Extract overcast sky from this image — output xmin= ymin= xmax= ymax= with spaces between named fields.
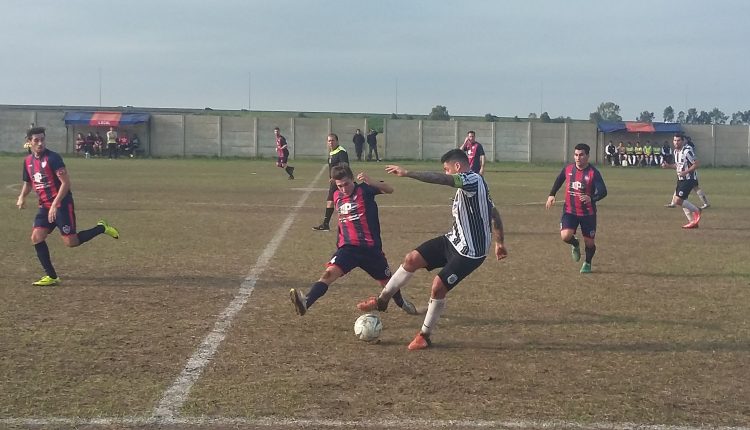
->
xmin=2 ymin=0 xmax=748 ymax=120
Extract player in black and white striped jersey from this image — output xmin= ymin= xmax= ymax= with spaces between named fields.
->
xmin=357 ymin=149 xmax=508 ymax=350
xmin=664 ymin=136 xmax=710 ymax=209
xmin=661 ymin=134 xmax=703 ymax=229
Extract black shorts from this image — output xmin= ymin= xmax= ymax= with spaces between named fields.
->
xmin=326 ymin=181 xmax=337 ymax=201
xmin=34 ymin=200 xmax=77 ymax=236
xmin=560 ymin=212 xmax=597 ymax=238
xmin=415 ymin=236 xmax=485 ymax=291
xmin=675 ymin=179 xmax=696 ymax=199
xmin=327 ymin=245 xmax=391 ymax=281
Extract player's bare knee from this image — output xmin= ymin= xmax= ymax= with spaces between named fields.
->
xmin=430 ymin=279 xmax=448 ymax=299
xmin=402 ymin=251 xmax=424 ymax=272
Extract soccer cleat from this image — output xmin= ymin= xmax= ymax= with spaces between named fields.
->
xmin=97 ymin=219 xmax=119 ymax=239
xmin=289 ymin=288 xmax=307 ymax=316
xmin=571 ymin=239 xmax=581 ymax=262
xmin=664 ymin=203 xmax=676 ymax=208
xmin=289 ymin=167 xmax=295 ymax=180
xmin=312 ymin=224 xmax=330 ymax=231
xmin=400 ymin=299 xmax=418 ymax=315
xmin=580 ymin=262 xmax=592 ymax=274
xmin=407 ymin=331 xmax=432 ymax=350
xmin=357 ymin=296 xmax=388 ymax=312
xmin=32 ymin=275 xmax=61 ymax=286
xmin=700 ymin=203 xmax=710 ymax=209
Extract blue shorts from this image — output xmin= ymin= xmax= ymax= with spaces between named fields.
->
xmin=327 ymin=245 xmax=391 ymax=281
xmin=415 ymin=236 xmax=485 ymax=291
xmin=560 ymin=212 xmax=596 ymax=239
xmin=34 ymin=200 xmax=77 ymax=236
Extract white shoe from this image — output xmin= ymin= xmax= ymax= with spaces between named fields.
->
xmin=700 ymin=203 xmax=710 ymax=209
xmin=400 ymin=299 xmax=418 ymax=315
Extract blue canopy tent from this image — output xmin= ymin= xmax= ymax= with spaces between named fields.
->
xmin=63 ymin=111 xmax=151 ymax=155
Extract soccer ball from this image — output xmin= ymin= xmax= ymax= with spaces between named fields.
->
xmin=354 ymin=313 xmax=383 ymax=341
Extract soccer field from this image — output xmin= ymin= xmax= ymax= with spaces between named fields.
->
xmin=1 ymin=156 xmax=748 ymax=430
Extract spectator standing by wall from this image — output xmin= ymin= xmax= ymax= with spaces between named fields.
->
xmin=366 ymin=129 xmax=380 ymax=162
xmin=460 ymin=130 xmax=486 ymax=175
xmin=352 ymin=129 xmax=365 ymax=162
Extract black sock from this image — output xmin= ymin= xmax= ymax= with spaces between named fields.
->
xmin=34 ymin=241 xmax=57 ymax=278
xmin=585 ymin=245 xmax=596 ymax=263
xmin=392 ymin=290 xmax=405 ymax=307
xmin=565 ymin=236 xmax=580 ymax=248
xmin=285 ymin=166 xmax=293 ymax=175
xmin=323 ymin=207 xmax=334 ymax=225
xmin=305 ymin=281 xmax=329 ymax=309
xmin=77 ymin=225 xmax=105 ymax=244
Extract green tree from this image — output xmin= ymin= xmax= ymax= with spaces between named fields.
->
xmin=677 ymin=111 xmax=686 ymax=123
xmin=540 ymin=112 xmax=551 ymax=122
xmin=663 ymin=106 xmax=675 ymax=122
xmin=686 ymin=108 xmax=699 ymax=124
xmin=697 ymin=110 xmax=711 ymax=124
xmin=709 ymin=107 xmax=728 ymax=124
xmin=428 ymin=105 xmax=450 ymax=120
xmin=730 ymin=110 xmax=750 ymax=125
xmin=589 ymin=112 xmax=603 ymax=123
xmin=528 ymin=112 xmax=538 ymax=120
xmin=593 ymin=101 xmax=622 ymax=121
xmin=637 ymin=111 xmax=655 ymax=122
xmin=484 ymin=113 xmax=498 ymax=122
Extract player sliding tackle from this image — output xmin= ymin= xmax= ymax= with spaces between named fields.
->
xmin=358 ymin=149 xmax=507 ymax=350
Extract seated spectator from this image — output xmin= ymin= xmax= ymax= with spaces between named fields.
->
xmin=85 ymin=132 xmax=96 ymax=158
xmin=94 ymin=131 xmax=105 ymax=157
xmin=75 ymin=133 xmax=85 ymax=157
xmin=129 ymin=133 xmax=141 ymax=158
xmin=118 ymin=134 xmax=130 ymax=154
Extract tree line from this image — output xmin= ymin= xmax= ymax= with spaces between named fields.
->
xmin=416 ymin=103 xmax=750 ymax=125
xmin=590 ymin=101 xmax=750 ymax=125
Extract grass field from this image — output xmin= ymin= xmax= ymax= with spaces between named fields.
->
xmin=1 ymin=155 xmax=749 ymax=430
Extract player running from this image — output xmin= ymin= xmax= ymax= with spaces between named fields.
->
xmin=16 ymin=126 xmax=120 ymax=286
xmin=546 ymin=143 xmax=607 ymax=273
xmin=290 ymin=164 xmax=418 ymax=316
xmin=274 ymin=127 xmax=295 ymax=179
xmin=661 ymin=134 xmax=703 ymax=228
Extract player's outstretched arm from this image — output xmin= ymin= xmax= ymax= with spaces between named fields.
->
xmin=385 ymin=165 xmax=454 ymax=187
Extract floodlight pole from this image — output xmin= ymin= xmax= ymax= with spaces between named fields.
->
xmin=98 ymin=67 xmax=102 ymax=107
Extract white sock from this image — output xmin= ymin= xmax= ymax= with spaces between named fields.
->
xmin=381 ymin=265 xmax=414 ymax=299
xmin=421 ymin=298 xmax=446 ymax=335
xmin=681 ymin=200 xmax=699 ymax=221
xmin=697 ymin=190 xmax=709 ymax=205
xmin=682 ymin=207 xmax=693 ymax=222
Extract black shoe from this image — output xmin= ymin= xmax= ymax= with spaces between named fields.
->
xmin=312 ymin=224 xmax=330 ymax=231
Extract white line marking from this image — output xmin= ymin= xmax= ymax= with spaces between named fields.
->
xmin=151 ymin=164 xmax=329 ymax=419
xmin=1 ymin=416 xmax=746 ymax=430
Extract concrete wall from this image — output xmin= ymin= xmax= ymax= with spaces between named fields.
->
xmin=2 ymin=106 xmax=748 ymax=166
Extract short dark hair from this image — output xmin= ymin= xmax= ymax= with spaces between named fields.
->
xmin=328 ymin=133 xmax=339 ymax=141
xmin=330 ymin=163 xmax=353 ymax=181
xmin=440 ymin=148 xmax=469 ymax=165
xmin=273 ymin=127 xmax=280 ymax=132
xmin=673 ymin=133 xmax=684 ymax=140
xmin=574 ymin=143 xmax=590 ymax=154
xmin=26 ymin=126 xmax=46 ymax=139
xmin=467 ymin=130 xmax=475 ymax=135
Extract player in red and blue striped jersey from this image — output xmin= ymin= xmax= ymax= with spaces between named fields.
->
xmin=290 ymin=164 xmax=417 ymax=317
xmin=546 ymin=143 xmax=607 ymax=274
xmin=16 ymin=127 xmax=120 ymax=287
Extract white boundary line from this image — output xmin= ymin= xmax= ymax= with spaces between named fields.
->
xmin=151 ymin=164 xmax=328 ymax=419
xmin=0 ymin=416 xmax=746 ymax=430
